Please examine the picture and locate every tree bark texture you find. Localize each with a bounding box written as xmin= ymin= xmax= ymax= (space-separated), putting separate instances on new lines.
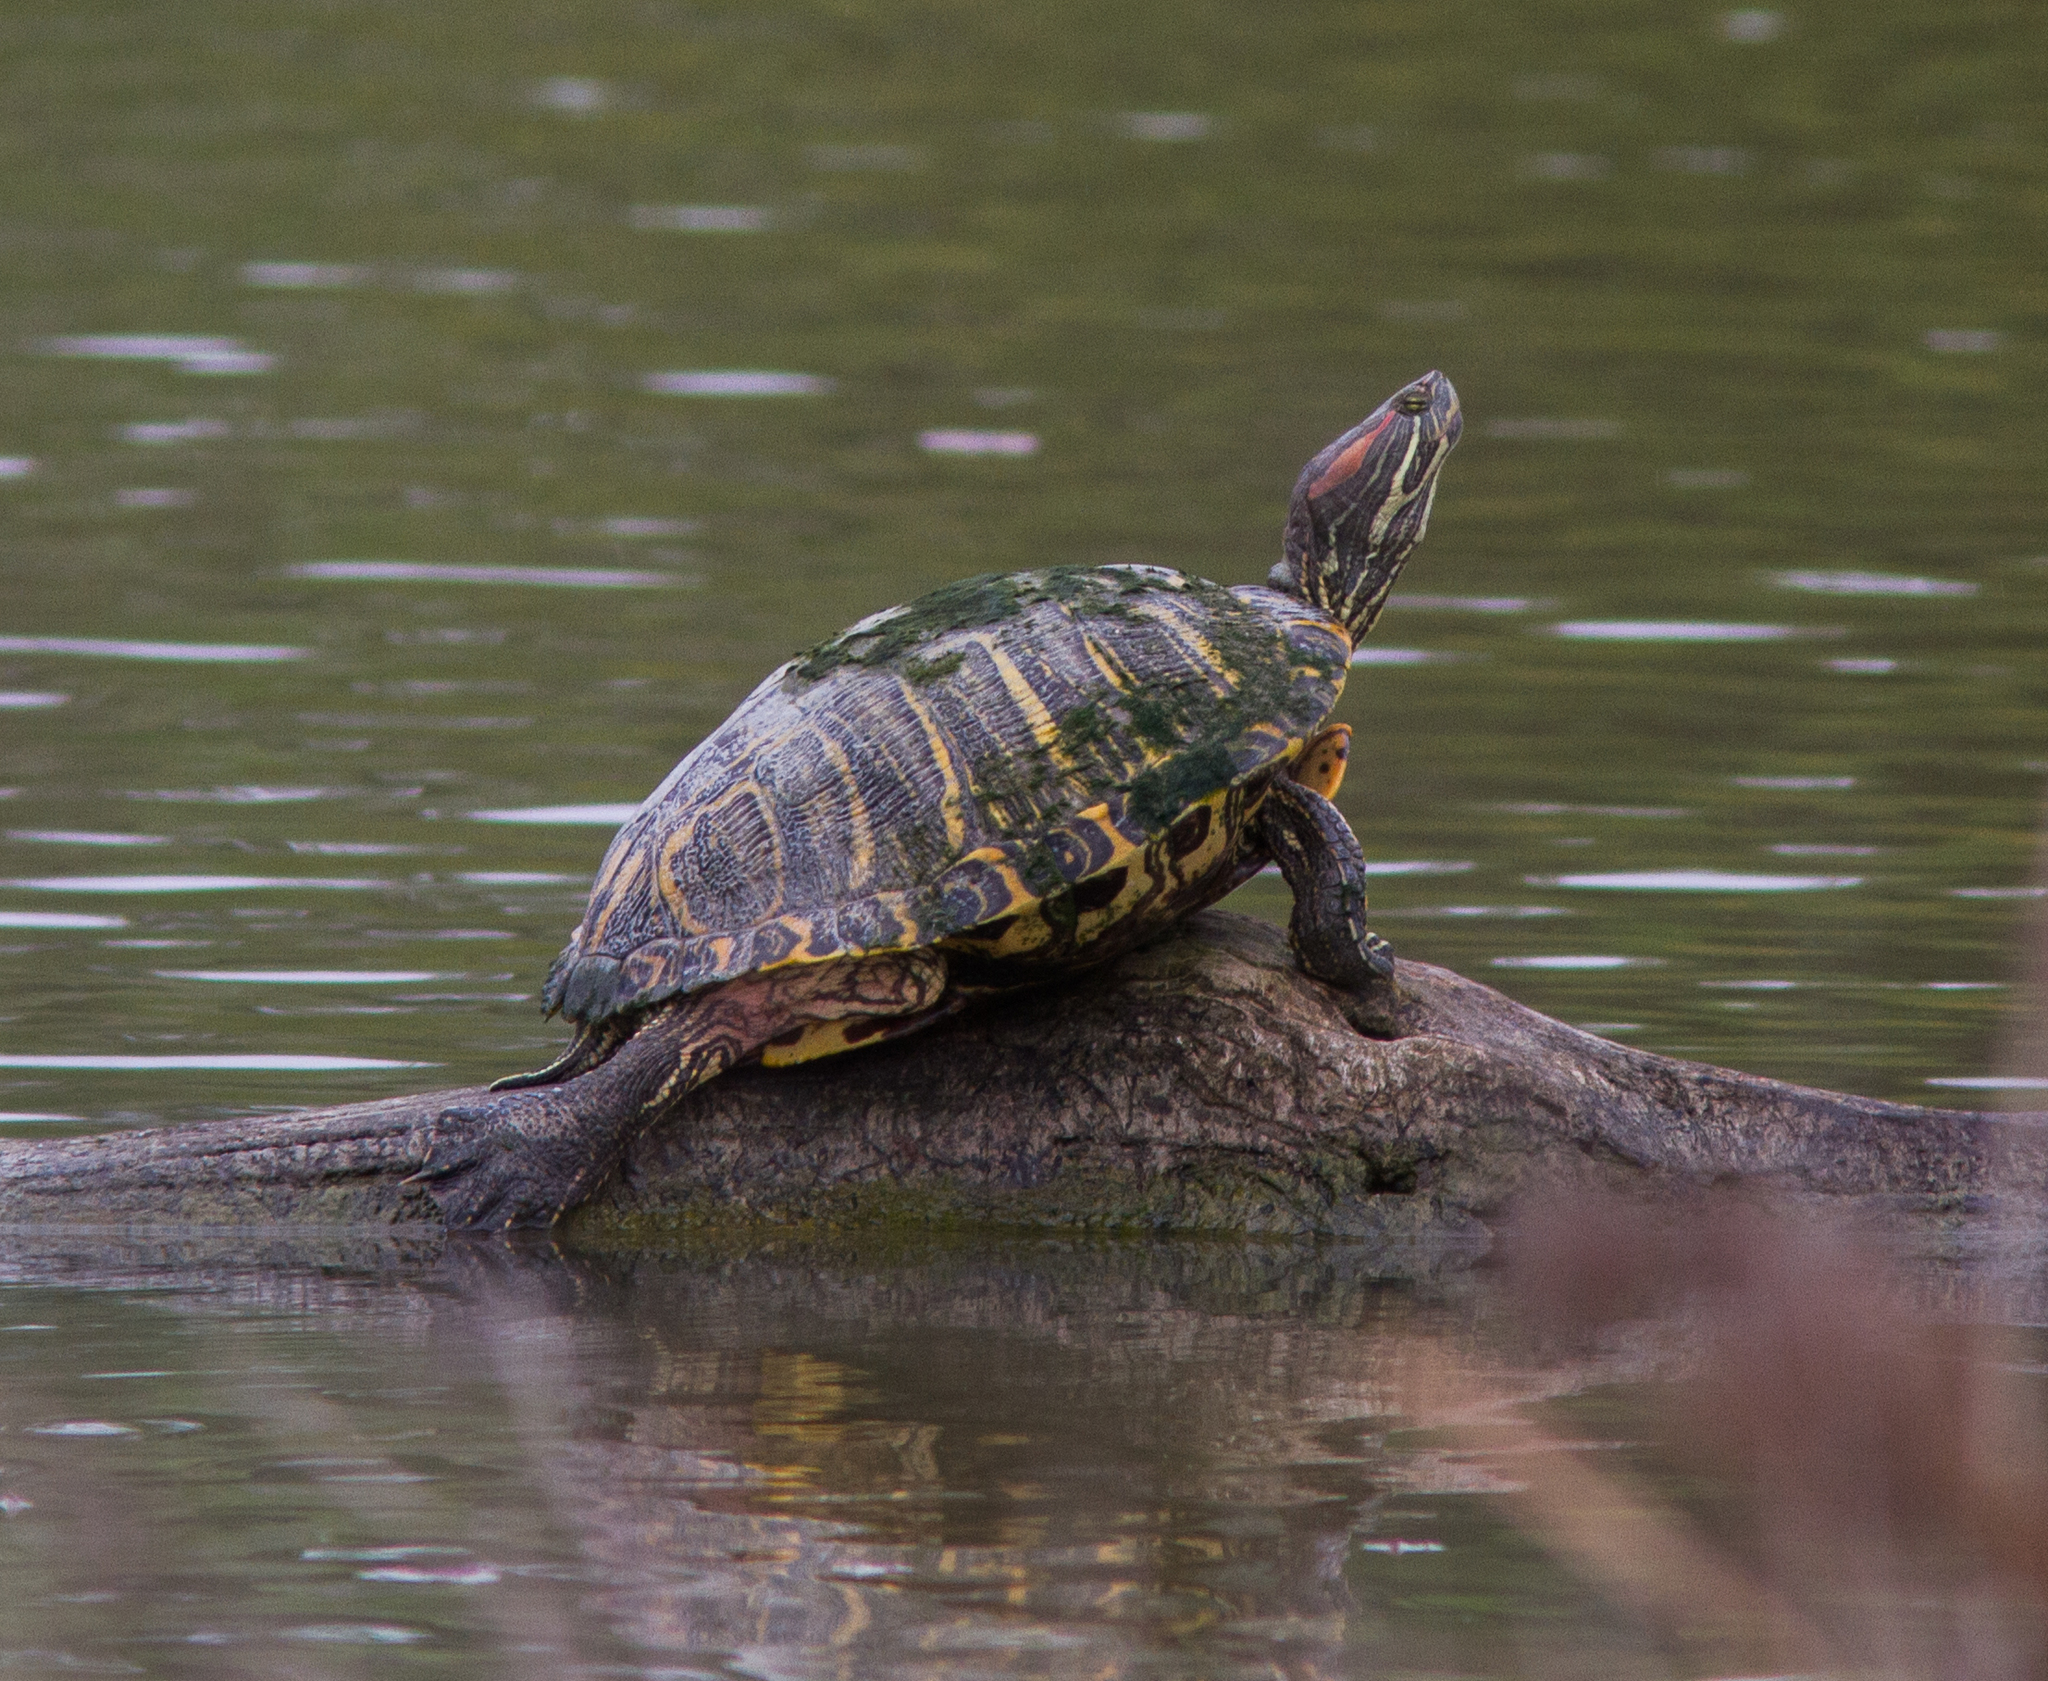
xmin=1 ymin=910 xmax=2042 ymax=1255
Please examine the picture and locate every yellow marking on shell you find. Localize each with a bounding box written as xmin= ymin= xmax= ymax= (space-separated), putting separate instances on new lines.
xmin=656 ymin=828 xmax=701 ymax=933
xmin=1123 ymin=597 xmax=1237 ymax=697
xmin=966 ymin=912 xmax=1057 ymax=958
xmin=586 ymin=847 xmax=646 ymax=946
xmin=1080 ymin=788 xmax=1238 ymax=937
xmin=1162 ymin=787 xmax=1238 ymax=884
xmin=1074 ymin=803 xmax=1130 ymax=859
xmin=586 ymin=830 xmax=642 ymax=908
xmin=810 ymin=728 xmax=876 ymax=886
xmin=953 ymin=844 xmax=1037 ymax=914
xmin=946 ymin=802 xmax=1145 ymax=959
xmin=657 ymin=784 xmax=787 ymax=936
xmin=891 ymin=679 xmax=968 ymax=850
xmin=948 ymin=786 xmax=1245 ymax=963
xmin=982 ymin=642 xmax=1063 ymax=751
xmin=1078 ymin=629 xmax=1136 ymax=694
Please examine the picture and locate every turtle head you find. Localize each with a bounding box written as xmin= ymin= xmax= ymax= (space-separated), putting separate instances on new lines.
xmin=1271 ymin=371 xmax=1461 ymax=642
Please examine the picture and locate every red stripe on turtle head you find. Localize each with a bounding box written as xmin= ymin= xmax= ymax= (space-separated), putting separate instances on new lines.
xmin=1306 ymin=413 xmax=1396 ymax=499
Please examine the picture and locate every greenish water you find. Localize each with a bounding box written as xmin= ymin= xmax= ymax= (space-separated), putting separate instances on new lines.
xmin=1 ymin=0 xmax=2045 ymax=1126
xmin=1 ymin=0 xmax=2046 ymax=1670
xmin=2 ymin=1235 xmax=2044 ymax=1679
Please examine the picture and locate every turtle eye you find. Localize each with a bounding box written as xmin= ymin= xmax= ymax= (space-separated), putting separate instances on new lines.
xmin=1395 ymin=387 xmax=1432 ymax=415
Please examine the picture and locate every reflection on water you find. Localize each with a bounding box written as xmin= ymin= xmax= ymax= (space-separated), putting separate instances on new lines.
xmin=3 ymin=874 xmax=391 ymax=892
xmin=1540 ymin=868 xmax=1864 ymax=890
xmin=286 ymin=561 xmax=689 ymax=587
xmin=0 ymin=636 xmax=305 ymax=662
xmin=1548 ymin=620 xmax=1803 ymax=641
xmin=1777 ymin=569 xmax=1980 ymax=597
xmin=154 ymin=968 xmax=453 ymax=983
xmin=645 ymin=370 xmax=835 ymax=396
xmin=39 ymin=334 xmax=275 ymax=375
xmin=468 ymin=803 xmax=643 ymax=825
xmin=0 ymin=1231 xmax=2039 ymax=1679
xmin=0 ymin=1052 xmax=430 ymax=1070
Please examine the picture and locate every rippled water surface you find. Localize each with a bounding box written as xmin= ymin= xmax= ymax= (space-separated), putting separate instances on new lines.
xmin=1 ymin=0 xmax=2046 ymax=1668
xmin=2 ymin=1 xmax=2045 ymax=1126
xmin=3 ymin=1233 xmax=2037 ymax=1681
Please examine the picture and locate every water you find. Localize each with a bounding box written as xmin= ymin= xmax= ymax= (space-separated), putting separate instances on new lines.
xmin=1 ymin=0 xmax=2045 ymax=1668
xmin=3 ymin=2 xmax=2042 ymax=1126
xmin=2 ymin=1233 xmax=2044 ymax=1679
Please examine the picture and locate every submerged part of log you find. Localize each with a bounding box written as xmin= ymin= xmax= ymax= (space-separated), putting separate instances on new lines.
xmin=1 ymin=911 xmax=2042 ymax=1255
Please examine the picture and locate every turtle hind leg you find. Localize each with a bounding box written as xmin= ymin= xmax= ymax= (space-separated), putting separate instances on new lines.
xmin=1255 ymin=776 xmax=1393 ymax=988
xmin=488 ymin=1017 xmax=633 ymax=1092
xmin=409 ymin=951 xmax=950 ymax=1231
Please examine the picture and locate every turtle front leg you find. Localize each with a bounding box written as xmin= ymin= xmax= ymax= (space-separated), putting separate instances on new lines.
xmin=1254 ymin=776 xmax=1393 ymax=988
xmin=410 ymin=951 xmax=948 ymax=1231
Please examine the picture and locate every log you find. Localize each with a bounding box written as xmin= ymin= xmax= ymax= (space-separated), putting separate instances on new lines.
xmin=1 ymin=910 xmax=2042 ymax=1257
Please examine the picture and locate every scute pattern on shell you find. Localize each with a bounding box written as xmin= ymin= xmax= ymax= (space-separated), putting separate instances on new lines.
xmin=544 ymin=566 xmax=1350 ymax=1024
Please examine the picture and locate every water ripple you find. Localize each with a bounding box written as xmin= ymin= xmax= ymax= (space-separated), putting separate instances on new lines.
xmin=4 ymin=874 xmax=388 ymax=892
xmin=1492 ymin=955 xmax=1655 ymax=970
xmin=1539 ymin=869 xmax=1863 ymax=891
xmin=8 ymin=831 xmax=166 ymax=846
xmin=1775 ymin=569 xmax=1977 ymax=597
xmin=39 ymin=334 xmax=273 ymax=374
xmin=1551 ymin=621 xmax=1800 ymax=642
xmin=1388 ymin=594 xmax=1534 ymax=612
xmin=469 ymin=803 xmax=638 ymax=825
xmin=1927 ymin=1076 xmax=2048 ymax=1090
xmin=645 ymin=371 xmax=832 ymax=396
xmin=0 ymin=636 xmax=304 ymax=662
xmin=0 ymin=1053 xmax=432 ymax=1070
xmin=631 ymin=205 xmax=772 ymax=231
xmin=128 ymin=786 xmax=335 ymax=804
xmin=1349 ymin=648 xmax=1444 ymax=666
xmin=288 ymin=561 xmax=687 ymax=588
xmin=918 ymin=430 xmax=1039 ymax=456
xmin=155 ymin=969 xmax=453 ymax=984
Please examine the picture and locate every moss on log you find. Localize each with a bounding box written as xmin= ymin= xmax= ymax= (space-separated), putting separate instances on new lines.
xmin=1 ymin=911 xmax=2040 ymax=1253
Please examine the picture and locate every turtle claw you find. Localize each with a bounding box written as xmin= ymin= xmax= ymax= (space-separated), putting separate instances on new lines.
xmin=407 ymin=1103 xmax=585 ymax=1232
xmin=1360 ymin=930 xmax=1396 ymax=982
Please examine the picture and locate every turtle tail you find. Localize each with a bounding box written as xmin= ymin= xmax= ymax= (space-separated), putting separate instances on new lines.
xmin=489 ymin=1016 xmax=635 ymax=1092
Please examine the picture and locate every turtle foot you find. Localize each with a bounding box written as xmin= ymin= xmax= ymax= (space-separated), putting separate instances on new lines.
xmin=406 ymin=1099 xmax=614 ymax=1232
xmin=1295 ymin=931 xmax=1394 ymax=991
xmin=1360 ymin=930 xmax=1396 ymax=983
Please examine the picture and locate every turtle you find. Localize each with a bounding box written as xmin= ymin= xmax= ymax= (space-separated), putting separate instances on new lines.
xmin=412 ymin=370 xmax=1462 ymax=1229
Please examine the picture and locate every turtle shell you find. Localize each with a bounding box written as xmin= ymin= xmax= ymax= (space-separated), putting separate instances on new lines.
xmin=543 ymin=565 xmax=1350 ymax=1024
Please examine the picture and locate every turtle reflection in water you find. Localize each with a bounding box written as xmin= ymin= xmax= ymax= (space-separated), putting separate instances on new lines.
xmin=416 ymin=372 xmax=1463 ymax=1228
